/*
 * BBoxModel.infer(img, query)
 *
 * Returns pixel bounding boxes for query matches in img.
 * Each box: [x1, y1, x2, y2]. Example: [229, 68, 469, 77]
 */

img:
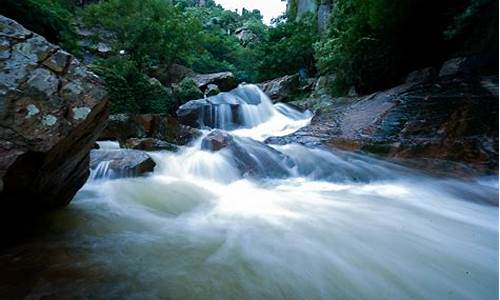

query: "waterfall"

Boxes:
[6, 84, 498, 300]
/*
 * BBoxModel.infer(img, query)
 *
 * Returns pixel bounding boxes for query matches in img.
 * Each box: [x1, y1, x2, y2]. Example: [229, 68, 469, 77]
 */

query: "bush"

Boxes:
[173, 78, 204, 105]
[93, 58, 175, 114]
[82, 0, 202, 70]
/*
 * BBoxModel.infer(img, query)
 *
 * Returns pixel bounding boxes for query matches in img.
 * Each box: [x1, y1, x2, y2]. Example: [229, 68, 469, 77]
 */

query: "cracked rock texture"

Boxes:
[0, 15, 109, 210]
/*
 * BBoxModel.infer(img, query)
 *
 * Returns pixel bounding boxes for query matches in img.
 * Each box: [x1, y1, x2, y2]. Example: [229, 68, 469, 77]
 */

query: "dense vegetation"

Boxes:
[314, 0, 498, 94]
[1, 0, 497, 111]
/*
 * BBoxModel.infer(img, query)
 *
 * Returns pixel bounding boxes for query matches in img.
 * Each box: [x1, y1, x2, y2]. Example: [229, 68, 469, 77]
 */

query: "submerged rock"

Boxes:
[201, 130, 234, 151]
[267, 63, 499, 177]
[0, 16, 109, 209]
[90, 149, 156, 179]
[201, 130, 294, 178]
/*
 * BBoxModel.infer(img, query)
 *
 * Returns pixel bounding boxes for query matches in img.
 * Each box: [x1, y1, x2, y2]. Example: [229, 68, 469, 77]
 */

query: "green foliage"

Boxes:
[314, 0, 475, 95]
[181, 4, 267, 82]
[173, 78, 204, 104]
[0, 0, 80, 53]
[257, 13, 319, 81]
[93, 57, 175, 114]
[82, 0, 202, 70]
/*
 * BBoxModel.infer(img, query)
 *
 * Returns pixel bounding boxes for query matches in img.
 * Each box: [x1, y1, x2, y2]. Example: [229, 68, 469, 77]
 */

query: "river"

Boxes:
[0, 85, 497, 299]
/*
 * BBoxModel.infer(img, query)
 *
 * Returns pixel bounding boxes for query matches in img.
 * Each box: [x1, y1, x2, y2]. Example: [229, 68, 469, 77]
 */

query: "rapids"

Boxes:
[0, 84, 497, 299]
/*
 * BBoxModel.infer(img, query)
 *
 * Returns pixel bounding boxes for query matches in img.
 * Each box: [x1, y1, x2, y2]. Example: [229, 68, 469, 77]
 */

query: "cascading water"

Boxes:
[0, 84, 497, 299]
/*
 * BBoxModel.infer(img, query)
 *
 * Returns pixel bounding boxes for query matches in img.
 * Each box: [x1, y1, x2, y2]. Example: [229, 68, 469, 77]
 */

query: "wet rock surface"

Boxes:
[90, 149, 156, 179]
[176, 85, 263, 128]
[267, 65, 499, 177]
[0, 16, 109, 209]
[202, 130, 294, 178]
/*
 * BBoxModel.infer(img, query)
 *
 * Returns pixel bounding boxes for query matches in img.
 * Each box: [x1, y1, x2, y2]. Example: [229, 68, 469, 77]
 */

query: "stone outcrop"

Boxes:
[317, 0, 333, 31]
[287, 0, 334, 31]
[99, 113, 201, 146]
[267, 57, 499, 177]
[235, 27, 258, 45]
[257, 74, 300, 103]
[0, 16, 109, 208]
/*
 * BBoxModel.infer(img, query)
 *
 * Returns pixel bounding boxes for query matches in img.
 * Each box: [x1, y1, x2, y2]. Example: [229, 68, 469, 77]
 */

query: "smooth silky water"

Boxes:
[0, 85, 497, 299]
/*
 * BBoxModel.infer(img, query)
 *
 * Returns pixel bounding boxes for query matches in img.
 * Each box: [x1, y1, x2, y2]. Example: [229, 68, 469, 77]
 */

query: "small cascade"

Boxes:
[96, 140, 120, 150]
[90, 160, 113, 180]
[177, 84, 311, 134]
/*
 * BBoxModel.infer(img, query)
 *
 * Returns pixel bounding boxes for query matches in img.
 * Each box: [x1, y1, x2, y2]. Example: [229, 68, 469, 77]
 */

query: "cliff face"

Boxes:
[0, 15, 109, 211]
[287, 0, 333, 31]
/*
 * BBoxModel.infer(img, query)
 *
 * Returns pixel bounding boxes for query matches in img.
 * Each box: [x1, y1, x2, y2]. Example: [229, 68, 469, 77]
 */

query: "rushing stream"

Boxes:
[0, 85, 498, 299]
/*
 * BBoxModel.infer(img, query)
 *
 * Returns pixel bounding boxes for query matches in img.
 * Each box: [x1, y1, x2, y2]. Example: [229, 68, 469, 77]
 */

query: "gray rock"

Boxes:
[235, 27, 258, 45]
[201, 130, 294, 178]
[317, 0, 333, 32]
[190, 71, 238, 92]
[266, 73, 499, 178]
[257, 74, 300, 103]
[176, 84, 263, 128]
[90, 149, 156, 179]
[0, 16, 109, 209]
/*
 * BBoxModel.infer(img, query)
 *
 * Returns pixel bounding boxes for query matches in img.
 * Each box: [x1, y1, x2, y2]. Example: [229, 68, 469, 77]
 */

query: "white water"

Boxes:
[5, 85, 498, 299]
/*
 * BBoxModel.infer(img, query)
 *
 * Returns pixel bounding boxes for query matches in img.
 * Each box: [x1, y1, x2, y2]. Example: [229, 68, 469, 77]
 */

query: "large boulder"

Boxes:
[190, 71, 238, 93]
[257, 74, 300, 103]
[267, 63, 498, 177]
[99, 113, 201, 146]
[90, 149, 155, 180]
[0, 16, 109, 209]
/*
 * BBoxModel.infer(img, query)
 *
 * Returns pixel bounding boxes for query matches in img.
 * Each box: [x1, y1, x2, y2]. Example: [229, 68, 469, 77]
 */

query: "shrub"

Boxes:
[173, 78, 204, 105]
[93, 58, 175, 114]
